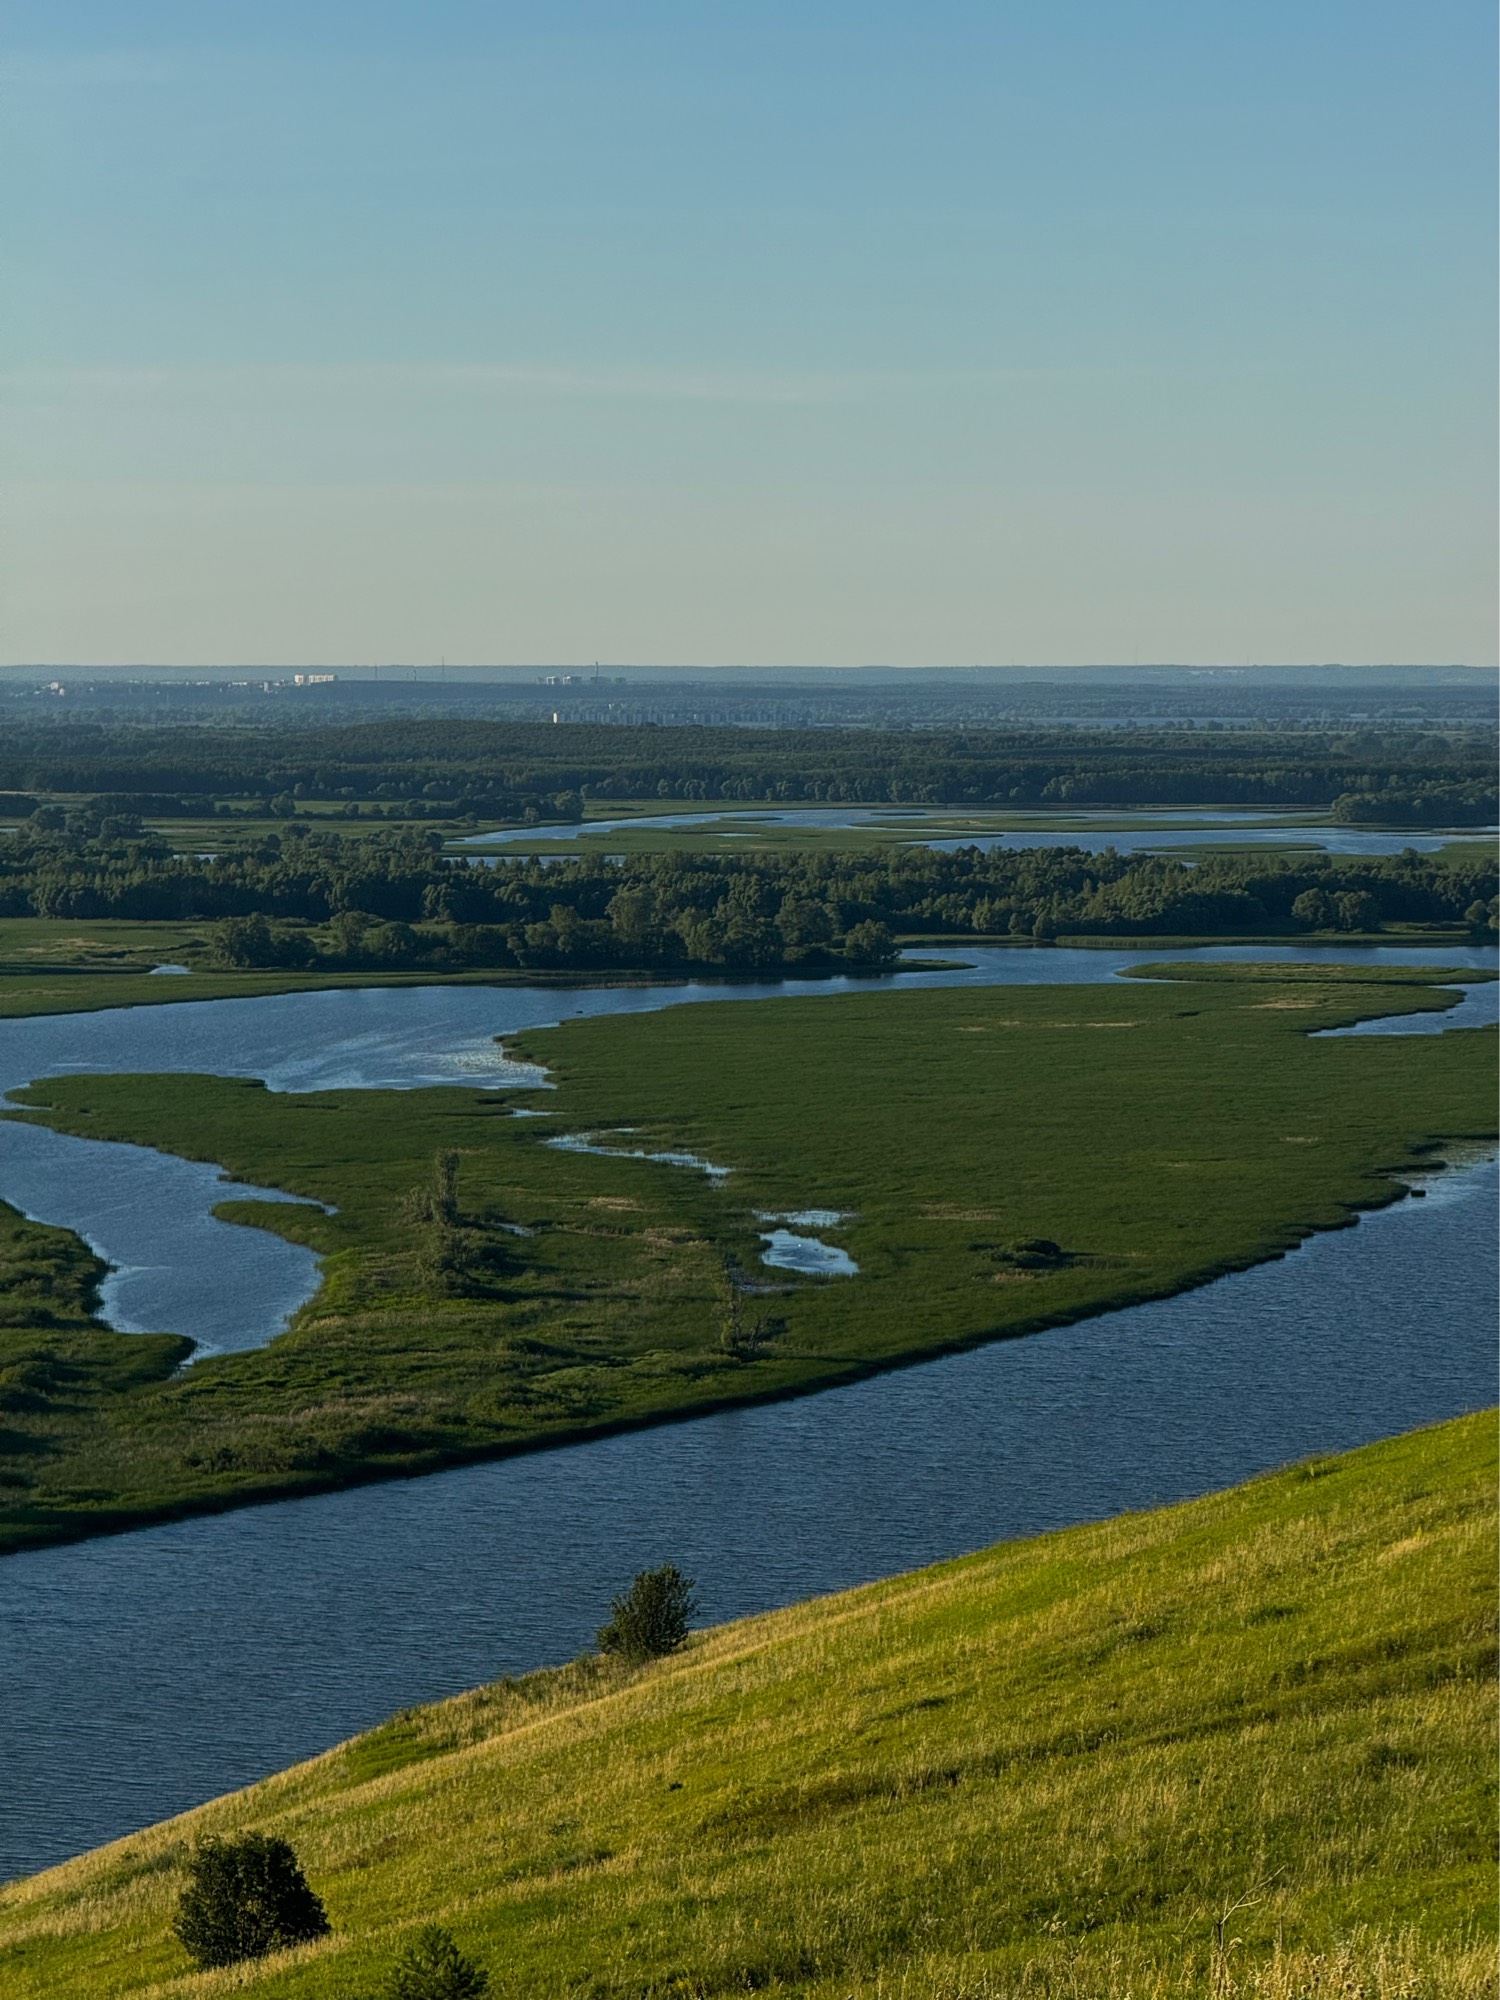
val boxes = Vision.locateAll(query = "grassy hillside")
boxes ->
[0,966,1493,1554]
[1,1414,1493,1997]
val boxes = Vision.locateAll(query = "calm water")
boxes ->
[0,1150,1492,1879]
[455,806,1497,858]
[1,944,1492,1351]
[0,946,1492,1873]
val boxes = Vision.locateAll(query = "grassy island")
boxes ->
[0,1414,1492,1996]
[0,963,1491,1555]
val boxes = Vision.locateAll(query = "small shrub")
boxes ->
[1005,1237,1066,1269]
[597,1563,697,1663]
[381,1924,489,1999]
[173,1832,329,1969]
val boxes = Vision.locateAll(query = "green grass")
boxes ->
[0,965,1492,1556]
[0,917,215,980]
[0,1204,189,1509]
[0,926,716,1020]
[1,1413,1493,1997]
[1124,960,1497,986]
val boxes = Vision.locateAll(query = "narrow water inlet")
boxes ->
[545,1131,733,1178]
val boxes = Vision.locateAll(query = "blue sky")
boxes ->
[2,1,1494,665]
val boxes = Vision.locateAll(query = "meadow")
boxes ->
[0,1412,1491,1997]
[0,963,1492,1555]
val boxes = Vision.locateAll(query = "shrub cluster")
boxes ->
[173,1833,328,1968]
[597,1564,698,1663]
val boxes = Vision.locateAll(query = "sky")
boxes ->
[2,1,1494,667]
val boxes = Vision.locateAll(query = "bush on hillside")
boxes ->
[379,1924,489,1998]
[597,1563,697,1663]
[1005,1237,1067,1269]
[173,1832,329,1968]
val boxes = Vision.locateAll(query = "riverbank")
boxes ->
[2,1413,1491,1996]
[0,920,1486,1019]
[0,963,1492,1557]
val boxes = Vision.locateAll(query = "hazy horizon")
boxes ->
[4,3,1495,667]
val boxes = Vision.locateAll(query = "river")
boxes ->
[0,1148,1491,1879]
[0,944,1493,1876]
[0,943,1493,1353]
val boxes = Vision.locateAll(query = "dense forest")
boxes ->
[0,719,1492,822]
[0,815,1492,971]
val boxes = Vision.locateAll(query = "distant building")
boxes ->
[293,673,338,686]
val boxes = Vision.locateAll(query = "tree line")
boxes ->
[0,719,1492,821]
[1,816,1492,972]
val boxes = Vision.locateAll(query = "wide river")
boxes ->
[0,943,1494,1876]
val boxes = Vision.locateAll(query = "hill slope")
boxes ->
[1,1414,1494,1998]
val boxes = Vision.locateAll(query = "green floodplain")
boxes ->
[124,794,1494,862]
[1,1413,1492,1997]
[440,801,1500,862]
[0,959,1492,1556]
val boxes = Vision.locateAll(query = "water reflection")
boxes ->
[759,1228,859,1276]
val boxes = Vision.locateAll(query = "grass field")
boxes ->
[0,964,1491,1556]
[0,1413,1492,1997]
[0,925,726,1019]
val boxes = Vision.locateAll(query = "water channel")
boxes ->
[0,943,1493,1876]
[454,806,1497,858]
[0,944,1493,1354]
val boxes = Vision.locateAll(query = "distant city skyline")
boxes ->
[3,1,1495,665]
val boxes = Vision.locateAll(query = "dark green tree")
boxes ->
[597,1563,697,1663]
[173,1833,329,1969]
[402,1151,461,1230]
[380,1925,489,1999]
[1334,889,1382,932]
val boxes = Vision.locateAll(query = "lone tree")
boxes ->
[402,1150,462,1230]
[173,1832,329,1969]
[381,1924,489,1999]
[597,1563,697,1663]
[401,1150,480,1293]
